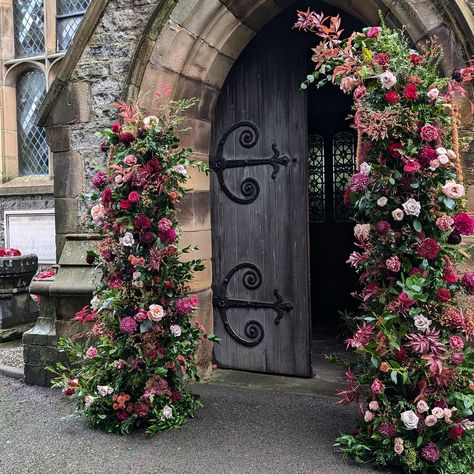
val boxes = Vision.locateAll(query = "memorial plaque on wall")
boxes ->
[4,210,56,264]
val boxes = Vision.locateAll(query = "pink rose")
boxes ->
[420,124,439,142]
[417,400,429,413]
[425,415,438,427]
[369,401,379,411]
[367,26,381,38]
[404,160,421,173]
[442,180,465,199]
[432,407,444,419]
[124,155,137,166]
[364,410,375,422]
[148,304,165,322]
[91,204,106,221]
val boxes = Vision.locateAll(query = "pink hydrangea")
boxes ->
[349,172,371,192]
[435,215,454,231]
[386,256,401,272]
[120,316,138,335]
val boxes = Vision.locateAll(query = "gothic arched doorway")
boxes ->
[210,1,364,376]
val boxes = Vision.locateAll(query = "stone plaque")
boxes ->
[4,210,56,264]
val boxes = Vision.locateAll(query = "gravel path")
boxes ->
[0,374,388,474]
[0,343,23,369]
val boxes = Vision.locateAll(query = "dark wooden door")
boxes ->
[210,11,311,376]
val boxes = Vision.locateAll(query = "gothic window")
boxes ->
[308,134,325,223]
[332,132,355,222]
[56,0,90,52]
[16,70,48,176]
[13,0,45,58]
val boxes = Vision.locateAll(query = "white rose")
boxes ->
[143,115,158,129]
[392,208,404,221]
[416,400,429,413]
[443,408,453,422]
[173,164,187,176]
[377,197,388,207]
[161,405,173,420]
[427,88,439,100]
[436,147,447,156]
[132,271,141,280]
[447,149,456,160]
[84,395,95,407]
[90,295,100,310]
[359,162,371,175]
[170,324,182,337]
[97,385,114,397]
[402,198,421,217]
[380,70,397,89]
[437,154,449,165]
[119,232,134,247]
[432,407,444,419]
[414,315,431,332]
[401,410,419,430]
[148,304,165,322]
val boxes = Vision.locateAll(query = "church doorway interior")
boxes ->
[210,1,364,378]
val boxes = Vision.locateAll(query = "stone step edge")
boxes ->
[0,364,23,380]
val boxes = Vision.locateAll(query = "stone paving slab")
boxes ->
[0,373,390,474]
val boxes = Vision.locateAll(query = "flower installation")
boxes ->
[296,11,474,473]
[0,248,21,256]
[50,90,216,435]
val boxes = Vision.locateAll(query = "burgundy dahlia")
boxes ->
[462,273,474,294]
[349,172,371,192]
[119,131,136,146]
[159,228,177,245]
[119,316,138,335]
[133,214,151,230]
[378,422,397,437]
[389,142,403,158]
[420,442,441,463]
[418,238,440,260]
[375,220,392,235]
[449,425,465,442]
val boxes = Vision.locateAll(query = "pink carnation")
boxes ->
[454,213,474,235]
[349,172,371,192]
[449,335,464,350]
[386,256,401,272]
[371,378,385,395]
[86,346,98,358]
[158,218,173,232]
[436,215,454,231]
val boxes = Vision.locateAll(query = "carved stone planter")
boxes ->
[0,254,39,329]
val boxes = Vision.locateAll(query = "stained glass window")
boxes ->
[16,70,49,176]
[56,0,90,51]
[308,134,325,223]
[13,0,45,58]
[332,132,355,222]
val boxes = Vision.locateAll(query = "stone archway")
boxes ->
[131,0,474,371]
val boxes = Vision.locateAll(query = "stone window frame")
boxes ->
[0,0,87,195]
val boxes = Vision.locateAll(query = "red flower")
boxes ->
[410,54,423,66]
[111,121,122,133]
[119,132,136,146]
[373,52,390,67]
[101,187,112,205]
[159,228,177,245]
[403,160,421,173]
[0,249,6,256]
[419,146,437,167]
[453,213,474,235]
[462,273,474,293]
[420,124,439,142]
[140,231,155,244]
[128,191,140,204]
[418,238,440,260]
[436,288,451,302]
[389,142,403,158]
[384,90,399,104]
[133,215,151,230]
[119,199,132,210]
[449,425,465,442]
[404,84,418,100]
[375,220,392,235]
[398,292,416,307]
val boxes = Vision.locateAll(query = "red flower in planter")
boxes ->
[410,53,423,66]
[119,199,132,210]
[385,90,399,104]
[133,215,151,230]
[404,84,418,100]
[436,288,451,302]
[111,121,122,133]
[418,238,440,260]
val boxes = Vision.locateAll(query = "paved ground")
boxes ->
[0,373,387,474]
[0,341,23,369]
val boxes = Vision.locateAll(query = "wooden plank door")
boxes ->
[210,11,311,376]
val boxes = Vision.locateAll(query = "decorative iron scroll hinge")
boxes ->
[210,121,292,204]
[213,262,293,346]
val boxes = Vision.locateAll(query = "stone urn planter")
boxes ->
[0,254,39,329]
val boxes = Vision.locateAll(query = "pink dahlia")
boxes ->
[120,316,138,335]
[445,306,464,328]
[420,442,441,463]
[133,215,151,230]
[367,26,380,38]
[175,296,198,316]
[349,172,371,192]
[420,124,439,142]
[454,213,474,235]
[462,273,474,293]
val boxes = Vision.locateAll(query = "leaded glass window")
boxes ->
[13,0,45,58]
[333,132,355,222]
[56,0,90,52]
[16,70,48,176]
[308,134,325,223]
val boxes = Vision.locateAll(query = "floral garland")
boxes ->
[296,11,474,473]
[51,90,215,436]
[0,248,21,256]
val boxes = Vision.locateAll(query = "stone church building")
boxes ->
[9,0,474,383]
